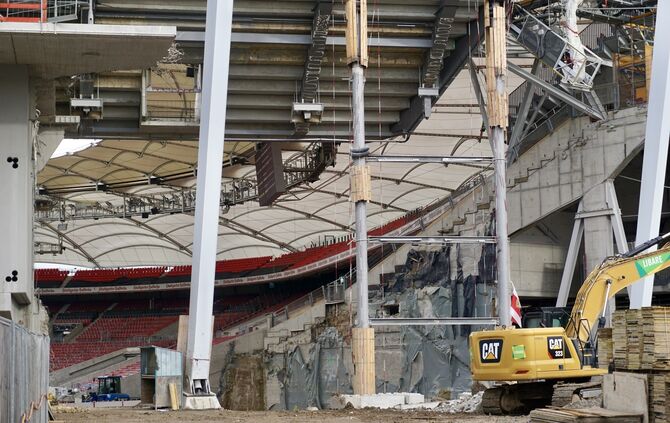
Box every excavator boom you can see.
[566,232,670,343]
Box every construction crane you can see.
[469,232,670,414]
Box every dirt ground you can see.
[54,407,529,423]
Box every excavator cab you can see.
[522,307,570,329]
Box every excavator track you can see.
[481,382,554,415]
[482,380,602,415]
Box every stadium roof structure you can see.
[31,0,530,268]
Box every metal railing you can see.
[0,0,79,23]
[0,0,46,22]
[510,6,606,91]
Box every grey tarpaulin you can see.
[277,327,352,410]
[373,212,497,398]
[0,316,49,423]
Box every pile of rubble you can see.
[434,392,483,414]
[332,391,484,414]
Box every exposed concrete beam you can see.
[177,31,446,49]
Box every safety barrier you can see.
[0,0,46,22]
[0,317,49,423]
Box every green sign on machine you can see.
[512,344,526,360]
[635,252,670,277]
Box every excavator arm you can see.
[566,232,670,344]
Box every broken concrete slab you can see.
[333,392,424,409]
[603,372,648,423]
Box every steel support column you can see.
[485,0,511,328]
[352,64,369,329]
[509,59,540,149]
[467,57,489,131]
[556,201,584,308]
[185,0,233,405]
[630,0,670,309]
[346,0,375,396]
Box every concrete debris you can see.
[563,397,602,409]
[434,391,483,414]
[399,401,441,410]
[332,391,484,414]
[334,393,424,409]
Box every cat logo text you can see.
[479,339,503,363]
[547,336,565,359]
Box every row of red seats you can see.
[38,210,423,286]
[72,267,167,282]
[52,316,92,326]
[261,247,322,269]
[215,256,272,273]
[65,301,110,312]
[34,268,69,282]
[287,241,351,269]
[368,215,410,236]
[77,315,177,342]
[164,257,273,278]
[49,289,312,371]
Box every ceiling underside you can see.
[57,0,485,140]
[36,63,532,267]
[33,0,533,268]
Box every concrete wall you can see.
[506,106,646,233]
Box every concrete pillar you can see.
[582,185,614,270]
[581,184,615,324]
[0,66,34,324]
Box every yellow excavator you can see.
[470,232,670,414]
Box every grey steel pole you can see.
[352,63,369,328]
[492,126,511,327]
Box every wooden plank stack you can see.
[625,309,643,370]
[529,407,642,423]
[598,328,613,370]
[641,307,670,370]
[647,374,668,423]
[612,311,627,369]
[610,307,670,423]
